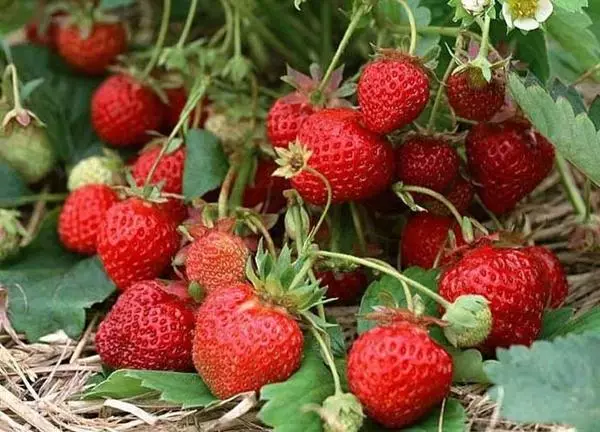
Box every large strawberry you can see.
[347,313,453,428]
[91,74,165,147]
[243,158,290,213]
[315,268,368,305]
[446,68,505,122]
[56,21,127,75]
[395,135,460,197]
[524,246,568,308]
[95,279,195,371]
[184,227,249,295]
[400,213,464,269]
[282,108,394,205]
[439,245,546,351]
[357,52,430,134]
[59,184,119,255]
[97,197,180,290]
[466,119,555,214]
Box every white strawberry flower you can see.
[502,0,553,31]
[461,0,490,15]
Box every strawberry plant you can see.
[1,0,600,431]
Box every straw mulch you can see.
[1,170,597,432]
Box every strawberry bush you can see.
[1,0,600,431]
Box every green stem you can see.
[141,0,172,80]
[219,0,234,54]
[304,167,333,252]
[288,255,317,292]
[233,5,242,57]
[349,202,367,256]
[396,0,417,55]
[0,193,67,207]
[389,24,461,37]
[316,4,368,93]
[320,0,333,65]
[308,326,342,395]
[246,214,277,258]
[396,184,463,227]
[291,205,307,257]
[556,154,587,218]
[315,250,452,309]
[228,149,254,211]
[474,15,491,64]
[175,0,198,49]
[218,164,237,219]
[5,65,23,111]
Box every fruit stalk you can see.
[349,202,367,256]
[176,0,199,49]
[314,250,452,309]
[555,153,587,219]
[473,14,491,65]
[218,165,237,219]
[316,4,369,93]
[244,213,277,257]
[304,167,333,252]
[141,0,172,80]
[308,325,343,395]
[228,148,254,211]
[395,184,463,226]
[395,0,417,55]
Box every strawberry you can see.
[164,87,208,131]
[439,245,546,351]
[59,184,119,255]
[185,228,249,294]
[357,52,430,134]
[91,74,165,147]
[424,176,475,216]
[315,269,368,305]
[25,13,63,48]
[446,68,506,122]
[67,152,124,191]
[267,97,315,148]
[524,246,568,308]
[0,210,26,262]
[466,119,555,214]
[288,108,395,205]
[243,158,290,213]
[97,197,180,290]
[95,279,195,371]
[193,282,304,399]
[400,213,464,269]
[204,111,253,155]
[56,22,127,75]
[347,315,453,428]
[395,135,460,197]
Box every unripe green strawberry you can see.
[67,151,124,191]
[0,210,26,262]
[442,294,492,348]
[0,112,55,184]
[204,112,253,155]
[321,393,364,432]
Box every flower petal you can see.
[535,0,554,23]
[502,3,514,28]
[513,17,541,31]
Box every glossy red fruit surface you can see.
[316,269,368,305]
[424,176,475,216]
[446,69,505,122]
[525,246,569,308]
[267,96,315,148]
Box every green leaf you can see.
[258,336,336,432]
[183,129,229,199]
[485,333,600,431]
[85,370,217,408]
[588,97,600,130]
[0,0,35,36]
[0,163,31,203]
[550,307,600,338]
[357,268,440,334]
[507,73,600,185]
[548,79,586,114]
[361,398,466,431]
[539,307,574,339]
[512,30,550,84]
[449,348,490,384]
[552,0,588,13]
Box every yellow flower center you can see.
[507,0,538,18]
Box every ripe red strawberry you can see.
[164,87,209,131]
[358,53,430,134]
[466,119,555,214]
[524,246,568,308]
[96,279,195,371]
[193,283,303,398]
[292,108,395,205]
[97,197,180,290]
[424,176,475,216]
[243,159,290,213]
[439,245,546,351]
[446,68,505,122]
[395,136,460,197]
[347,317,453,428]
[185,228,249,294]
[59,184,119,255]
[400,213,464,269]
[91,74,165,147]
[25,13,63,48]
[267,97,315,148]
[315,269,368,305]
[56,22,127,75]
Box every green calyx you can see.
[320,393,365,432]
[0,210,26,262]
[246,242,326,315]
[442,294,492,348]
[67,150,124,191]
